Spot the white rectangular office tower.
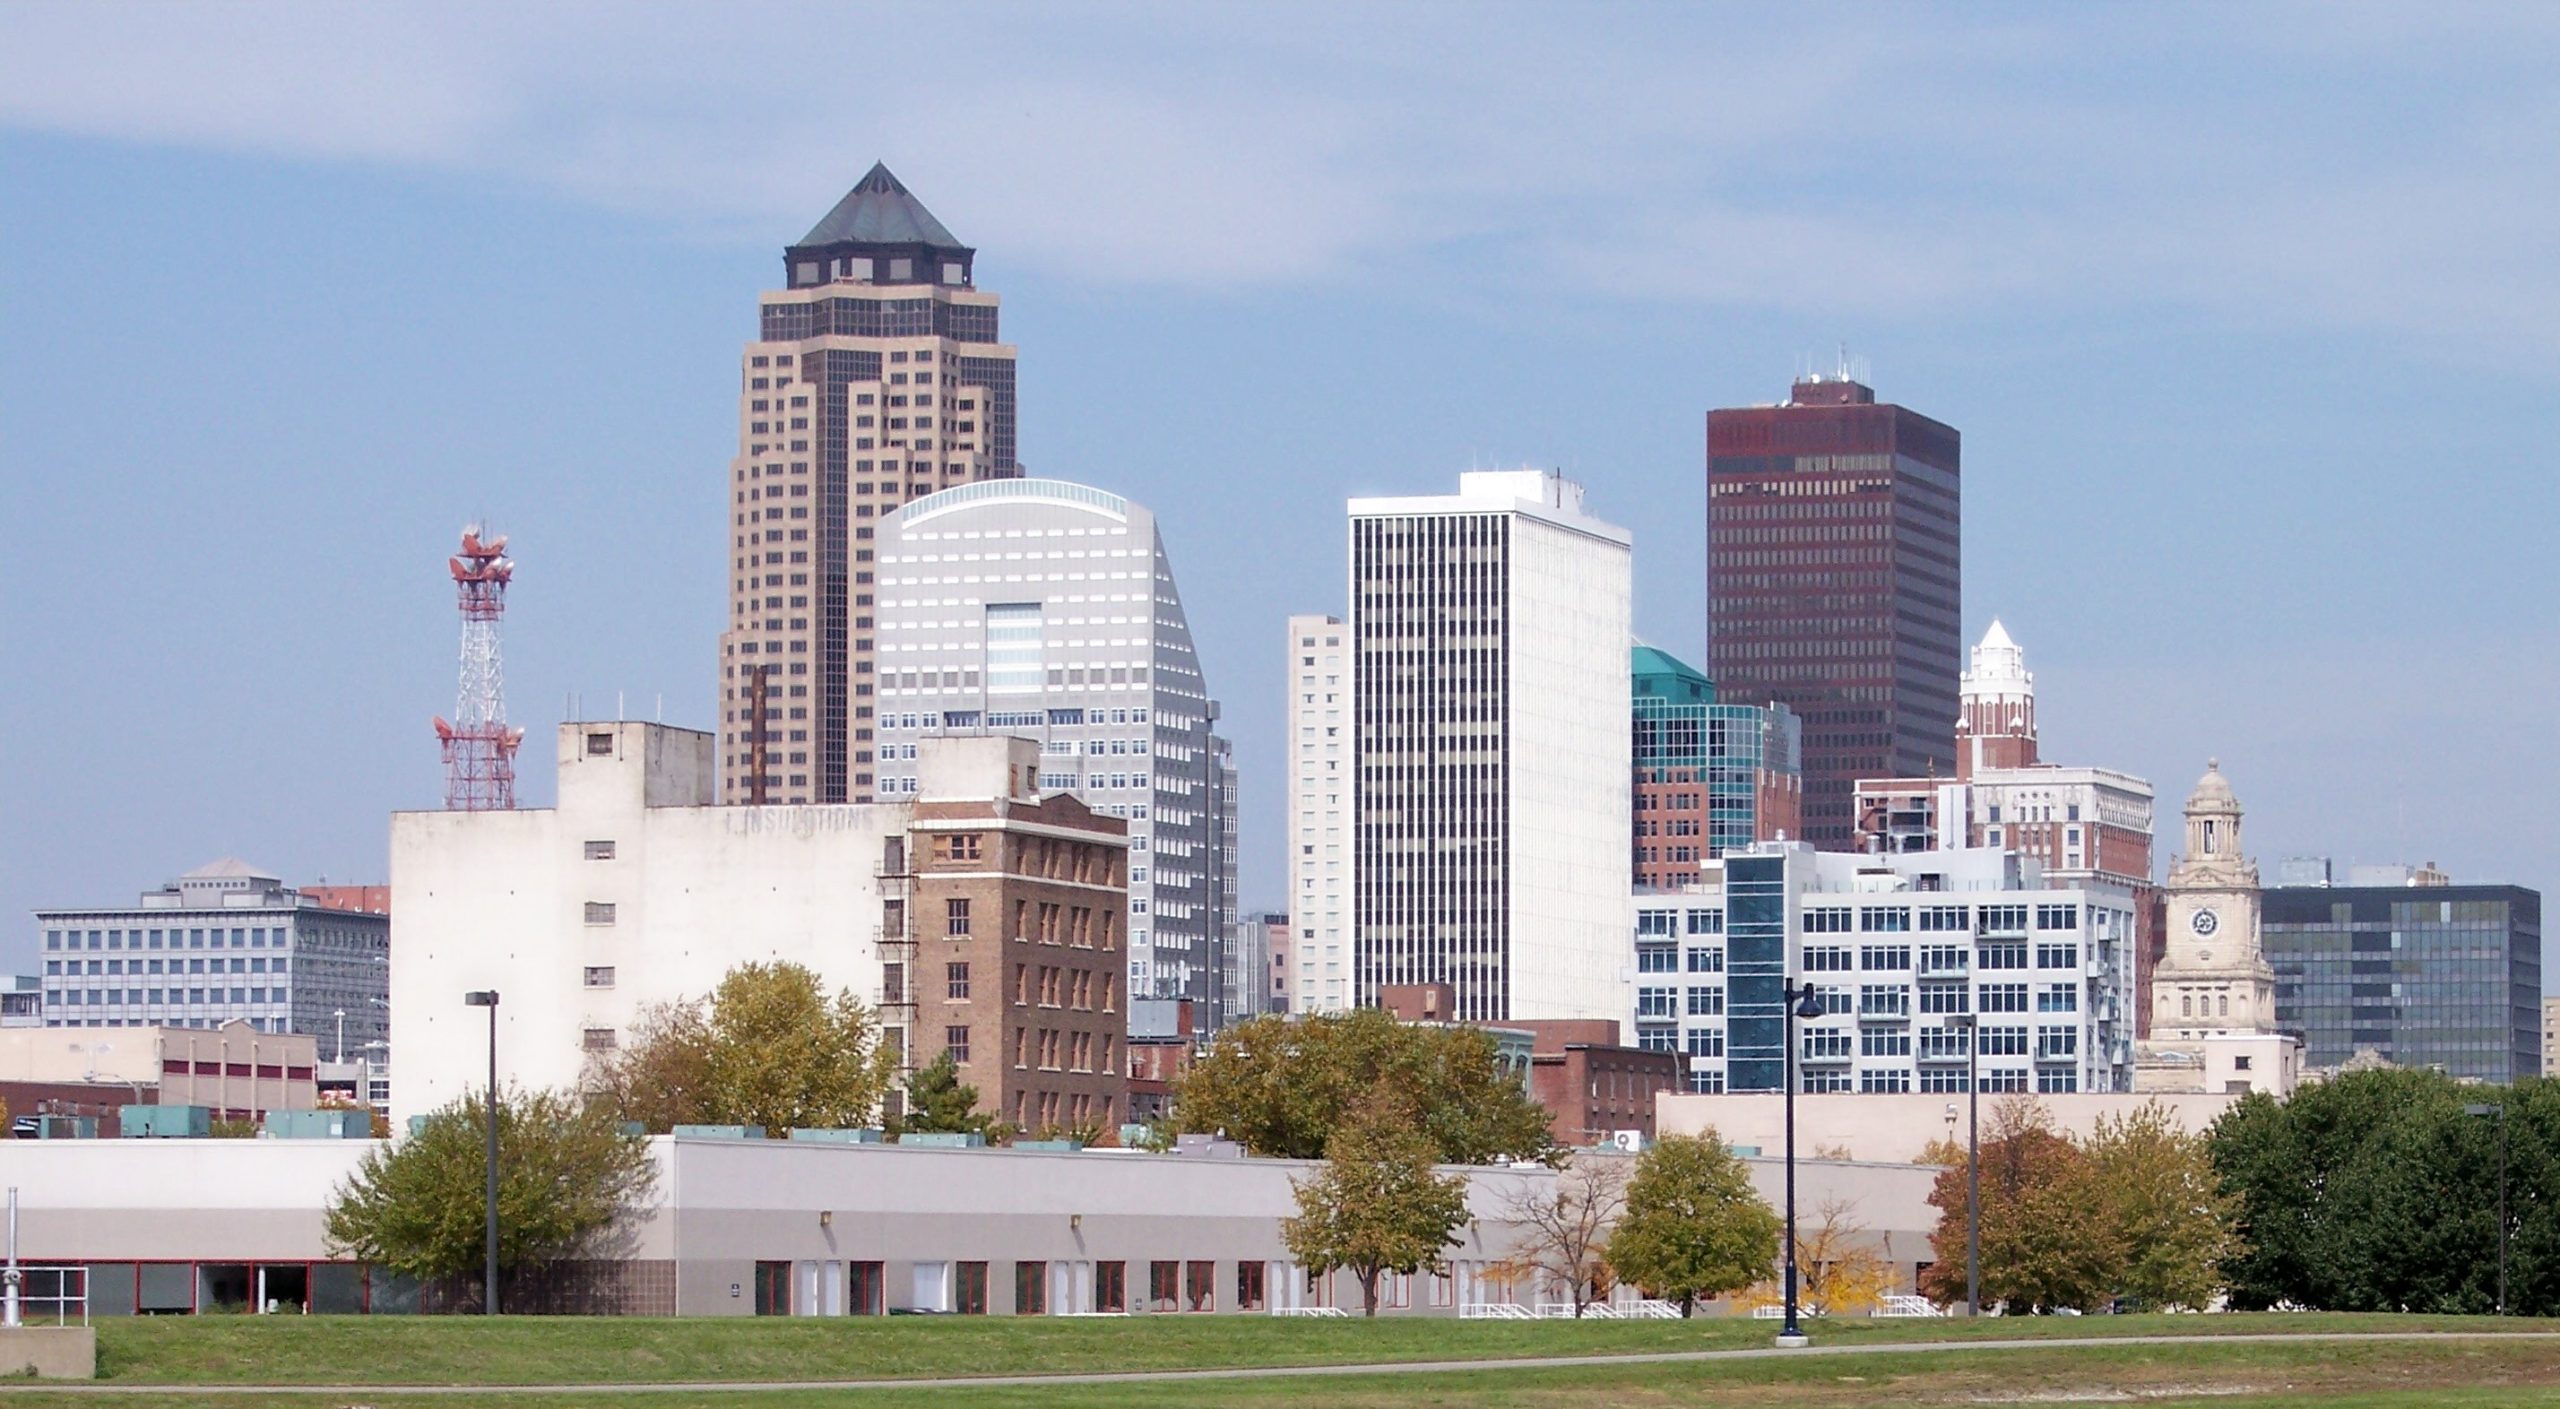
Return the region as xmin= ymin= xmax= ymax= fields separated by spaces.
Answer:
xmin=1631 ymin=843 xmax=2138 ymax=1096
xmin=869 ymin=479 xmax=1232 ymax=1016
xmin=1285 ymin=614 xmax=1351 ymax=1013
xmin=1348 ymin=471 xmax=1633 ymax=1022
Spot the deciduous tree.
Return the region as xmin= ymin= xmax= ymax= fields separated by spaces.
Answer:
xmin=1605 ymin=1132 xmax=1779 ymax=1317
xmin=1173 ymin=1007 xmax=1553 ymax=1163
xmin=1283 ymin=1099 xmax=1473 ymax=1317
xmin=1792 ymin=1196 xmax=1896 ymax=1316
xmin=2085 ymin=1101 xmax=2235 ymax=1310
xmin=2213 ymin=1067 xmax=2517 ymax=1313
xmin=592 ymin=962 xmax=897 ymax=1134
xmin=1498 ymin=1155 xmax=1630 ymax=1315
xmin=324 ymin=1085 xmax=654 ymax=1308
xmin=1920 ymin=1098 xmax=2121 ymax=1313
xmin=587 ymin=1000 xmax=713 ymax=1134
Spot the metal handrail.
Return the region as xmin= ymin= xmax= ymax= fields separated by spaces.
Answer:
xmin=2 ymin=1265 xmax=88 ymax=1326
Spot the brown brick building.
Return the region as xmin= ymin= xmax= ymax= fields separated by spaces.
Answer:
xmin=900 ymin=744 xmax=1129 ymax=1134
xmin=1377 ymin=986 xmax=1681 ymax=1147
xmin=1513 ymin=1019 xmax=1682 ymax=1147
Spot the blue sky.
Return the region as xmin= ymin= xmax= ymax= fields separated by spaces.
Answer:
xmin=3 ymin=2 xmax=2555 ymax=973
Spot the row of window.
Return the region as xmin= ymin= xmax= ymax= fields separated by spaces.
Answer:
xmin=43 ymin=926 xmax=312 ymax=952
xmin=45 ymin=1016 xmax=296 ymax=1032
xmin=48 ymin=955 xmax=287 ymax=977
xmin=754 ymin=1258 xmax=1406 ymax=1317
xmin=1669 ymin=1065 xmax=2077 ymax=1095
xmin=1800 ymin=1024 xmax=2080 ymax=1059
xmin=1800 ymin=904 xmax=2074 ymax=933
xmin=1636 ymin=980 xmax=2084 ymax=1018
xmin=1800 ymin=942 xmax=2081 ymax=971
xmin=49 ymin=988 xmax=291 ymax=1007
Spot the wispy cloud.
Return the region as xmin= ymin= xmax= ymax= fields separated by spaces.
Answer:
xmin=6 ymin=1 xmax=2559 ymax=365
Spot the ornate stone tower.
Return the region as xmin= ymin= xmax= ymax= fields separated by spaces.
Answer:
xmin=1955 ymin=618 xmax=2036 ymax=779
xmin=2152 ymin=759 xmax=2275 ymax=1038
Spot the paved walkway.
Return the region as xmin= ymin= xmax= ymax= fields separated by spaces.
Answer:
xmin=36 ymin=1329 xmax=2560 ymax=1396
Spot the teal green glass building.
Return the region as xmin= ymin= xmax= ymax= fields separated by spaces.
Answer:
xmin=1631 ymin=646 xmax=1801 ymax=885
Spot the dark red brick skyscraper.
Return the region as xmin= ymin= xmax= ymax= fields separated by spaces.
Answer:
xmin=1706 ymin=375 xmax=1960 ymax=848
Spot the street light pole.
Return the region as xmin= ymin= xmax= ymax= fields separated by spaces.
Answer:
xmin=1778 ymin=977 xmax=1824 ymax=1349
xmin=463 ymin=990 xmax=501 ymax=1315
xmin=1948 ymin=1012 xmax=1980 ymax=1315
xmin=333 ymin=1009 xmax=346 ymax=1065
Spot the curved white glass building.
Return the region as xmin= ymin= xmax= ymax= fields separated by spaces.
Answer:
xmin=871 ymin=480 xmax=1233 ymax=1016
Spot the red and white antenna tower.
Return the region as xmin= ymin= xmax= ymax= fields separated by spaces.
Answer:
xmin=432 ymin=524 xmax=525 ymax=810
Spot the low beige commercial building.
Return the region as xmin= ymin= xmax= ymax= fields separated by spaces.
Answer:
xmin=1658 ymin=1089 xmax=2248 ymax=1166
xmin=0 ymin=1022 xmax=320 ymax=1132
xmin=8 ymin=1135 xmax=1940 ymax=1318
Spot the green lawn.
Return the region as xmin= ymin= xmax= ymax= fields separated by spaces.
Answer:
xmin=11 ymin=1324 xmax=2560 ymax=1407
xmin=69 ymin=1309 xmax=2560 ymax=1388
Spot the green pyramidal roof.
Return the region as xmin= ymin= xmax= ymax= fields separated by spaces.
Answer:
xmin=796 ymin=162 xmax=966 ymax=251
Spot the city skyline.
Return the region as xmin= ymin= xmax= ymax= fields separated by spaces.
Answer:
xmin=5 ymin=6 xmax=2558 ymax=978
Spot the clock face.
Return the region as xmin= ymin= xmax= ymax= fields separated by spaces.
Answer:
xmin=2191 ymin=908 xmax=2220 ymax=937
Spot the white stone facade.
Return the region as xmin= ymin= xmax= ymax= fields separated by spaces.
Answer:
xmin=390 ymin=722 xmax=903 ymax=1123
xmin=1348 ymin=471 xmax=1633 ymax=1023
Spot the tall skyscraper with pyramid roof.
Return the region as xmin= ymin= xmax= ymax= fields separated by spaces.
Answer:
xmin=719 ymin=164 xmax=1023 ymax=804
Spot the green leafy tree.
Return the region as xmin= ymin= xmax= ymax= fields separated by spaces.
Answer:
xmin=1605 ymin=1131 xmax=1780 ymax=1316
xmin=594 ymin=961 xmax=897 ymax=1133
xmin=1920 ymin=1098 xmax=2122 ymax=1313
xmin=2212 ymin=1066 xmax=2512 ymax=1313
xmin=898 ymin=1051 xmax=994 ymax=1136
xmin=1173 ymin=1008 xmax=1554 ymax=1163
xmin=1283 ymin=1100 xmax=1473 ymax=1316
xmin=589 ymin=1000 xmax=714 ymax=1134
xmin=2084 ymin=1100 xmax=2236 ymax=1310
xmin=324 ymin=1085 xmax=654 ymax=1307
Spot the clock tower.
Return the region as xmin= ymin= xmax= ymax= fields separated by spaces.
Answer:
xmin=2152 ymin=759 xmax=2274 ymax=1037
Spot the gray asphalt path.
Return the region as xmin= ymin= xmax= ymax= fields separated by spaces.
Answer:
xmin=30 ymin=1328 xmax=2560 ymax=1396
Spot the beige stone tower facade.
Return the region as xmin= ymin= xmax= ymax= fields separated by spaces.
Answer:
xmin=2151 ymin=760 xmax=2275 ymax=1038
xmin=719 ymin=163 xmax=1021 ymax=805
